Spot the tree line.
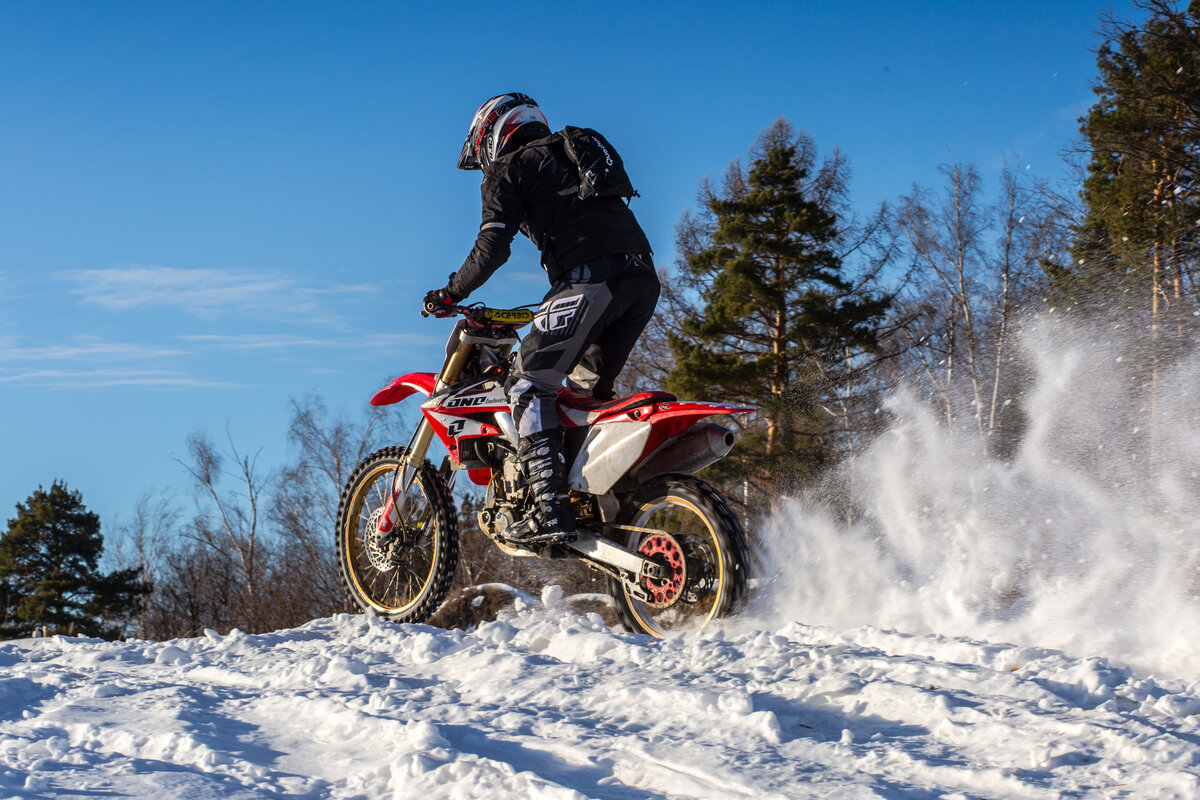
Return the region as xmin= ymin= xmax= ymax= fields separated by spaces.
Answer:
xmin=1 ymin=396 xmax=603 ymax=639
xmin=627 ymin=0 xmax=1200 ymax=499
xmin=4 ymin=0 xmax=1197 ymax=639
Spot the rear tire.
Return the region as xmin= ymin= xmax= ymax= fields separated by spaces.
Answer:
xmin=608 ymin=474 xmax=749 ymax=636
xmin=336 ymin=447 xmax=458 ymax=623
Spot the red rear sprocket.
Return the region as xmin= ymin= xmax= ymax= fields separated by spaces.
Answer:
xmin=638 ymin=533 xmax=687 ymax=608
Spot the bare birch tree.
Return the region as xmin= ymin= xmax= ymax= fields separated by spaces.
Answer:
xmin=891 ymin=162 xmax=1064 ymax=451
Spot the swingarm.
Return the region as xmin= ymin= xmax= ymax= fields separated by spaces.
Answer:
xmin=559 ymin=526 xmax=671 ymax=604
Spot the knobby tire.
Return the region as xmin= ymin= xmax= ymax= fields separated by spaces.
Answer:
xmin=608 ymin=473 xmax=749 ymax=637
xmin=336 ymin=446 xmax=458 ymax=623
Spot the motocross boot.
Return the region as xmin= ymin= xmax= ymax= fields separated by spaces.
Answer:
xmin=513 ymin=429 xmax=576 ymax=543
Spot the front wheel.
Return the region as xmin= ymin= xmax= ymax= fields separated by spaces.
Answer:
xmin=336 ymin=446 xmax=458 ymax=623
xmin=608 ymin=474 xmax=749 ymax=636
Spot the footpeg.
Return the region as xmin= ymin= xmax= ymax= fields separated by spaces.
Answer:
xmin=502 ymin=530 xmax=577 ymax=547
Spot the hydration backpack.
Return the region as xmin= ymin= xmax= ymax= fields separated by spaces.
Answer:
xmin=549 ymin=126 xmax=639 ymax=202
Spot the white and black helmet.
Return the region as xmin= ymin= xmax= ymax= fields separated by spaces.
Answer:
xmin=456 ymin=92 xmax=548 ymax=172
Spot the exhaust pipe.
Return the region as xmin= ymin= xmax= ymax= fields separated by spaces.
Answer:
xmin=628 ymin=422 xmax=736 ymax=485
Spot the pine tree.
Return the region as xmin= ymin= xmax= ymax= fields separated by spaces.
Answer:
xmin=0 ymin=482 xmax=148 ymax=639
xmin=1070 ymin=1 xmax=1200 ymax=314
xmin=1067 ymin=1 xmax=1200 ymax=459
xmin=667 ymin=120 xmax=891 ymax=491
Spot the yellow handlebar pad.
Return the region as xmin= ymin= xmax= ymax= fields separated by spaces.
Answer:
xmin=482 ymin=308 xmax=535 ymax=325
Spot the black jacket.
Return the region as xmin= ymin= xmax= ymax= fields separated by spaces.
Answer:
xmin=448 ymin=126 xmax=652 ymax=300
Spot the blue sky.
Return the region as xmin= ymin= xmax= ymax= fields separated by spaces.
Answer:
xmin=1 ymin=1 xmax=1133 ymax=528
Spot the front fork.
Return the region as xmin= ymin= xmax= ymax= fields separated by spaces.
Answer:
xmin=375 ymin=420 xmax=436 ymax=535
xmin=377 ymin=336 xmax=476 ymax=535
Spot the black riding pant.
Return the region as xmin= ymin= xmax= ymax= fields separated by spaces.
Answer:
xmin=507 ymin=254 xmax=660 ymax=438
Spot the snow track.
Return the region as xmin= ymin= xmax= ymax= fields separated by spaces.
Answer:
xmin=2 ymin=600 xmax=1200 ymax=799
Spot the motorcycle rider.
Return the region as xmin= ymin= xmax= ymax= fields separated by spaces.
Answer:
xmin=424 ymin=92 xmax=660 ymax=542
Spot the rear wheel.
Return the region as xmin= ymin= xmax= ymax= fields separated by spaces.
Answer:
xmin=336 ymin=447 xmax=458 ymax=623
xmin=608 ymin=474 xmax=749 ymax=636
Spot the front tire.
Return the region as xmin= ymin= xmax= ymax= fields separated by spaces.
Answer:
xmin=608 ymin=474 xmax=749 ymax=636
xmin=336 ymin=447 xmax=458 ymax=623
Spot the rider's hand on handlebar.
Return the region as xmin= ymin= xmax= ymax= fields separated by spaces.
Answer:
xmin=422 ymin=286 xmax=460 ymax=318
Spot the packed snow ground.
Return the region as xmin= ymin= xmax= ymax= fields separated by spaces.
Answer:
xmin=3 ymin=591 xmax=1200 ymax=799
xmin=7 ymin=316 xmax=1200 ymax=798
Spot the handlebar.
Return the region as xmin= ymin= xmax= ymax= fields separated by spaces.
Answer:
xmin=422 ymin=301 xmax=535 ymax=328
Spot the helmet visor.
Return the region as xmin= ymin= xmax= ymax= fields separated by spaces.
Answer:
xmin=457 ymin=134 xmax=481 ymax=171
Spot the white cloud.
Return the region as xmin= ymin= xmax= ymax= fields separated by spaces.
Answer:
xmin=358 ymin=333 xmax=446 ymax=349
xmin=0 ymin=272 xmax=36 ymax=306
xmin=0 ymin=335 xmax=213 ymax=390
xmin=59 ymin=266 xmax=373 ymax=325
xmin=181 ymin=334 xmax=345 ymax=350
xmin=0 ymin=336 xmax=185 ymax=363
xmin=181 ymin=332 xmax=442 ymax=351
xmin=0 ymin=368 xmax=246 ymax=390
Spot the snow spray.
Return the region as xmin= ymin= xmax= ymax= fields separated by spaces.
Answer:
xmin=753 ymin=311 xmax=1200 ymax=680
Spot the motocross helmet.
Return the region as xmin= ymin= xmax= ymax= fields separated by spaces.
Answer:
xmin=456 ymin=92 xmax=548 ymax=172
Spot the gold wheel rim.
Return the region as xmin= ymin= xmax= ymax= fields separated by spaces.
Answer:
xmin=344 ymin=462 xmax=439 ymax=614
xmin=626 ymin=495 xmax=725 ymax=637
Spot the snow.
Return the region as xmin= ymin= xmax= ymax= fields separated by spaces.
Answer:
xmin=6 ymin=317 xmax=1200 ymax=798
xmin=2 ymin=603 xmax=1200 ymax=799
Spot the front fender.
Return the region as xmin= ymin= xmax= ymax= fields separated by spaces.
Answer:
xmin=370 ymin=372 xmax=437 ymax=407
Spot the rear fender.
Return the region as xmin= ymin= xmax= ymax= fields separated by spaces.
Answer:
xmin=568 ymin=401 xmax=752 ymax=495
xmin=635 ymin=400 xmax=752 ymax=423
xmin=633 ymin=401 xmax=752 ymax=452
xmin=370 ymin=372 xmax=437 ymax=406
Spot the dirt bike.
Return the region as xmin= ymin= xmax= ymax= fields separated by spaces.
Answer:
xmin=335 ymin=301 xmax=752 ymax=636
